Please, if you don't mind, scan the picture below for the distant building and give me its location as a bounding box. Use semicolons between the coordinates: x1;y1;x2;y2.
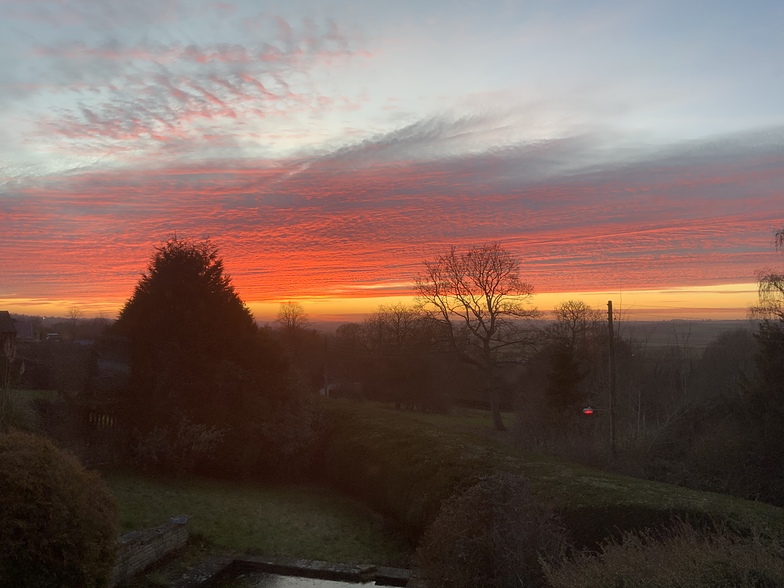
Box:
0;311;17;358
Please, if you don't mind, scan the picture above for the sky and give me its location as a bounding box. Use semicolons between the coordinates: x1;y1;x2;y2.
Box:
1;0;783;322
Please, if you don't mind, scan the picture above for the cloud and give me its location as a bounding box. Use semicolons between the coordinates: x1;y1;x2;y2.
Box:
2;121;782;307
2;13;370;164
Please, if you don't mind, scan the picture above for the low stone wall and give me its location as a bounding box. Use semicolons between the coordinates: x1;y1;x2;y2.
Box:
111;516;190;586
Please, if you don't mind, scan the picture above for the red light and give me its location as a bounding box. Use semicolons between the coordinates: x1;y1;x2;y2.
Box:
583;407;594;415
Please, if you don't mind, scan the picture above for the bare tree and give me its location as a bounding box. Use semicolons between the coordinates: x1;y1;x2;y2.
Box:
752;228;784;320
416;243;540;430
67;306;83;341
551;300;603;349
276;301;310;331
363;303;422;352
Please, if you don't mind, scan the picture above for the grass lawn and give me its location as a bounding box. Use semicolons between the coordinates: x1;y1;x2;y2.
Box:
106;472;413;568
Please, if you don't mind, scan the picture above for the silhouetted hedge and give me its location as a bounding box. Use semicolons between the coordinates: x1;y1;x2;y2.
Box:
318;401;784;547
0;431;118;587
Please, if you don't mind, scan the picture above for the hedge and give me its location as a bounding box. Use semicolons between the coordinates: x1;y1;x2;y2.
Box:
318;401;784;548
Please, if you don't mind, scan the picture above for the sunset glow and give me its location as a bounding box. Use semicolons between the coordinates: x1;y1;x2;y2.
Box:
1;1;782;322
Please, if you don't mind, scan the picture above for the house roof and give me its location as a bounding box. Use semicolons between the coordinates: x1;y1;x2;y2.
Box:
0;311;17;335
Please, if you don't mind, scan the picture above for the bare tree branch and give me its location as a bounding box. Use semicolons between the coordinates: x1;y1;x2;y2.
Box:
415;242;540;430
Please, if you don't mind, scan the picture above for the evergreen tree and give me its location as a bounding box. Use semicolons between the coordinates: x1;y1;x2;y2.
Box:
115;237;260;429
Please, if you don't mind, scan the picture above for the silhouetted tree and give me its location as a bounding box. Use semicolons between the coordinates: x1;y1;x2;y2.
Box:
114;237;259;430
416;243;540;430
544;300;603;417
752;227;784;405
752;228;784;321
277;301;310;331
361;304;443;409
745;228;784;501
67;306;83;341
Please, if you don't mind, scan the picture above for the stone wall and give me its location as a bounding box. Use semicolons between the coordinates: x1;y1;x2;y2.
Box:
111;516;190;586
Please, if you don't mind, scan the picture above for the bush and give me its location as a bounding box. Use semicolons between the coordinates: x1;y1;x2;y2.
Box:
0;431;119;587
417;473;569;587
133;413;224;476
0;390;39;434
543;519;784;588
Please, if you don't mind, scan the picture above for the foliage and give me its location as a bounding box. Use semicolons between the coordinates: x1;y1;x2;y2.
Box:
692;328;756;400
739;318;784;504
318;401;784;548
272;305;325;394
416;242;540;430
329;304;452;411
0;390;39;434
417;473;569;588
543;300;605;418
751;228;784;321
753;319;784;406
114;238;321;479
0;431;118;587
133;413;224;476
741;226;784;504
543;519;784;588
517;322;784;507
114;237;259;430
215;381;324;479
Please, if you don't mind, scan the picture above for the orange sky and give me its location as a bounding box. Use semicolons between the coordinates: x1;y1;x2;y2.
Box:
2;153;782;322
0;282;767;324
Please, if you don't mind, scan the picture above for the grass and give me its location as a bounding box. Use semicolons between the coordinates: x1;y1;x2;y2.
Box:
319;400;784;548
106;472;413;568
402;405;516;431
5;388;60;401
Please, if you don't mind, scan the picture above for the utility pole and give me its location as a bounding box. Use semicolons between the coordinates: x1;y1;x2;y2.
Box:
323;336;329;396
607;300;617;458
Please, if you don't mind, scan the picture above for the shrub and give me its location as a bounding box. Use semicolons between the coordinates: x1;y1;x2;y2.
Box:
133;413;224;476
417;473;569;587
0;390;39;434
0;431;119;587
543;519;784;588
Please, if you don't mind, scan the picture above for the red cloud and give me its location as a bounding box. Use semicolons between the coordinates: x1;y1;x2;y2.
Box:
3;136;782;310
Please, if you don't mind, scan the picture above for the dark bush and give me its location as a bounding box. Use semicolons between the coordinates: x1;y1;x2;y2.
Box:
417;473;569;587
0;390;39;434
209;384;325;480
133;413;224;475
0;431;118;587
543;519;784;588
